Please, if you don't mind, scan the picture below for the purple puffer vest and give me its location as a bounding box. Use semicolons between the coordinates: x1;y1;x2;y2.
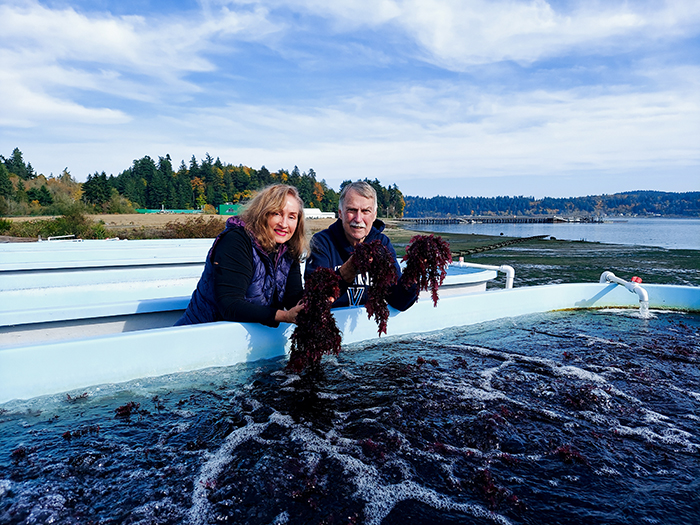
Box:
175;217;293;325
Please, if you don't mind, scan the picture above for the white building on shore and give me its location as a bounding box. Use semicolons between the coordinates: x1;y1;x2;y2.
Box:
304;208;335;219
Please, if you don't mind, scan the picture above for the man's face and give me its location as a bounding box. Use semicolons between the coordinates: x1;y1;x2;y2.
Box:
339;190;377;246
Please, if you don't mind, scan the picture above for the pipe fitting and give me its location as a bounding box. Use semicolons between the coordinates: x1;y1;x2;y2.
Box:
600;271;648;303
453;262;515;289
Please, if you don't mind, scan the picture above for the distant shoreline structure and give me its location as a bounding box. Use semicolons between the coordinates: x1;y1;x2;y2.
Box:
396;215;613;225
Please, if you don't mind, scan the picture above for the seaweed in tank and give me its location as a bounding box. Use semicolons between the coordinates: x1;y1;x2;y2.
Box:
288;267;342;372
402;234;452;306
352;240;398;335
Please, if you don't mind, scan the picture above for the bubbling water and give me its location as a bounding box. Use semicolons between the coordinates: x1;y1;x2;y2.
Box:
1;310;698;524
639;300;651;319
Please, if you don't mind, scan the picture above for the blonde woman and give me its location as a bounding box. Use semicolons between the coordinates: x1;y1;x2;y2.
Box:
176;184;308;327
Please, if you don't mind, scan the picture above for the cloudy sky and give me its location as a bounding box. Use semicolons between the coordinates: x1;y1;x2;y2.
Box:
1;0;699;198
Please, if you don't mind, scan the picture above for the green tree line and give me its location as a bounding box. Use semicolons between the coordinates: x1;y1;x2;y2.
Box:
1;148;406;218
404;191;700;218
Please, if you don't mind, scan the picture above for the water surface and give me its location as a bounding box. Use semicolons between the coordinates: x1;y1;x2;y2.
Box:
411;218;700;250
2;309;698;524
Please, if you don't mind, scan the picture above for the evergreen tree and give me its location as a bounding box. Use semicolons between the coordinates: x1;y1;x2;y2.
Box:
188;155;200;181
0;163;12;198
131;156;158;208
223;168;235;203
82;172;111;209
233;166;251;192
211;166;226;206
201;153;215;185
387;184;405;218
296;167;316;207
258;166;272;187
37;185;54;206
319;180;339;214
15;180;27;202
118;166;146;208
175;163;193;208
2;148;35;180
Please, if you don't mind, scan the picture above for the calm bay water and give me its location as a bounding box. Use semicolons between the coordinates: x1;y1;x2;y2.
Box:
411;218;700;250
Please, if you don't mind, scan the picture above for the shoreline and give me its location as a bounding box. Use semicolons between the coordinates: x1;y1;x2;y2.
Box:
2;216;698;287
0;215;528;252
3;213;700;254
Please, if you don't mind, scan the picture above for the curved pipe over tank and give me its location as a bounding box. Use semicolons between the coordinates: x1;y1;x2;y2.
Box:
600;271;649;303
454;260;515;289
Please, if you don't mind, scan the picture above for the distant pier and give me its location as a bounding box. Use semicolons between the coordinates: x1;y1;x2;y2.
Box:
396;215;596;224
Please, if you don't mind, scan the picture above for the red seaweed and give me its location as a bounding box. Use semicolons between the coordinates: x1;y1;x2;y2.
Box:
62;425;101;440
65;392;89;403
288;267;342;372
472;468;525;511
10;446;28;464
551;444;590;465
401;234;452;306
352;240;398;335
114;401;140;418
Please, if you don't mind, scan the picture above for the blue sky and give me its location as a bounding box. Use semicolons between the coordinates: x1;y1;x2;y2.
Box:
1;0;698;198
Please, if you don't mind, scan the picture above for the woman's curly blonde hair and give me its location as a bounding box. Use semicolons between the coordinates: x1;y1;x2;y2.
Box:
241;184;309;259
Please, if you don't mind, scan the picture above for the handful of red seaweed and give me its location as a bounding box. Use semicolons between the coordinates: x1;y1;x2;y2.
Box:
352;240;398;335
288;267;342;372
402;234;452;306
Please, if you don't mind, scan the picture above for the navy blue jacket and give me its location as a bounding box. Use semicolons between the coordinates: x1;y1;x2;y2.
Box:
304;219;417;311
176;218;303;327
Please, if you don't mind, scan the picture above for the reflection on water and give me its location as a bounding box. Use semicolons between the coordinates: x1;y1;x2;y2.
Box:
1;310;699;524
411;218;700;250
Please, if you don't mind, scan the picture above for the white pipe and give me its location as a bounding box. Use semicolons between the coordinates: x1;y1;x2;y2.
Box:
453;260;515;289
599;271;649;303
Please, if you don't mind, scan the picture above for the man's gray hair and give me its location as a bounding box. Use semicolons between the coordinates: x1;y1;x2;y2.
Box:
338;181;377;212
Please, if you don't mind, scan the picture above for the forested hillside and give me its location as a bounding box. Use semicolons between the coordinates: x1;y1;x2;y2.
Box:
405;192;700;218
2;147;697;218
0;148;405;218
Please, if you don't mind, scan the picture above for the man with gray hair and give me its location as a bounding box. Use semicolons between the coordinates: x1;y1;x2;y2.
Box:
304;181;418;310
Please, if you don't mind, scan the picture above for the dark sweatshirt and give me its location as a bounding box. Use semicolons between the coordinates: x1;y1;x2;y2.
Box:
304;219;418;311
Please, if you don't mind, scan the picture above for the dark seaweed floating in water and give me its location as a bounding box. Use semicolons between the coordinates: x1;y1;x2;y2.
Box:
402;234;452;307
352;240;398;336
288;267;342;372
114;401;140;418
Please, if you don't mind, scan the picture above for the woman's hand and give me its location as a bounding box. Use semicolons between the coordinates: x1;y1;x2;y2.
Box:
275;301;304;324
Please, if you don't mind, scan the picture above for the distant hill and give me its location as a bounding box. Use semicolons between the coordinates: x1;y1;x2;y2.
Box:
404;191;700;218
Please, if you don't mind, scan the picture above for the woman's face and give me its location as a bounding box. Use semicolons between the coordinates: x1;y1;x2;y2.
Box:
267;194;299;244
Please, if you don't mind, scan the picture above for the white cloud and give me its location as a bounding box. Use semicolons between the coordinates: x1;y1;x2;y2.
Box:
230;0;700;68
1;1;276;74
0;67;131;127
0;1;279;127
402;1;700;68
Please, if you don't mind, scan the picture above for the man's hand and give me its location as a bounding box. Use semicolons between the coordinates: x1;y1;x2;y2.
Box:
339;255;357;284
